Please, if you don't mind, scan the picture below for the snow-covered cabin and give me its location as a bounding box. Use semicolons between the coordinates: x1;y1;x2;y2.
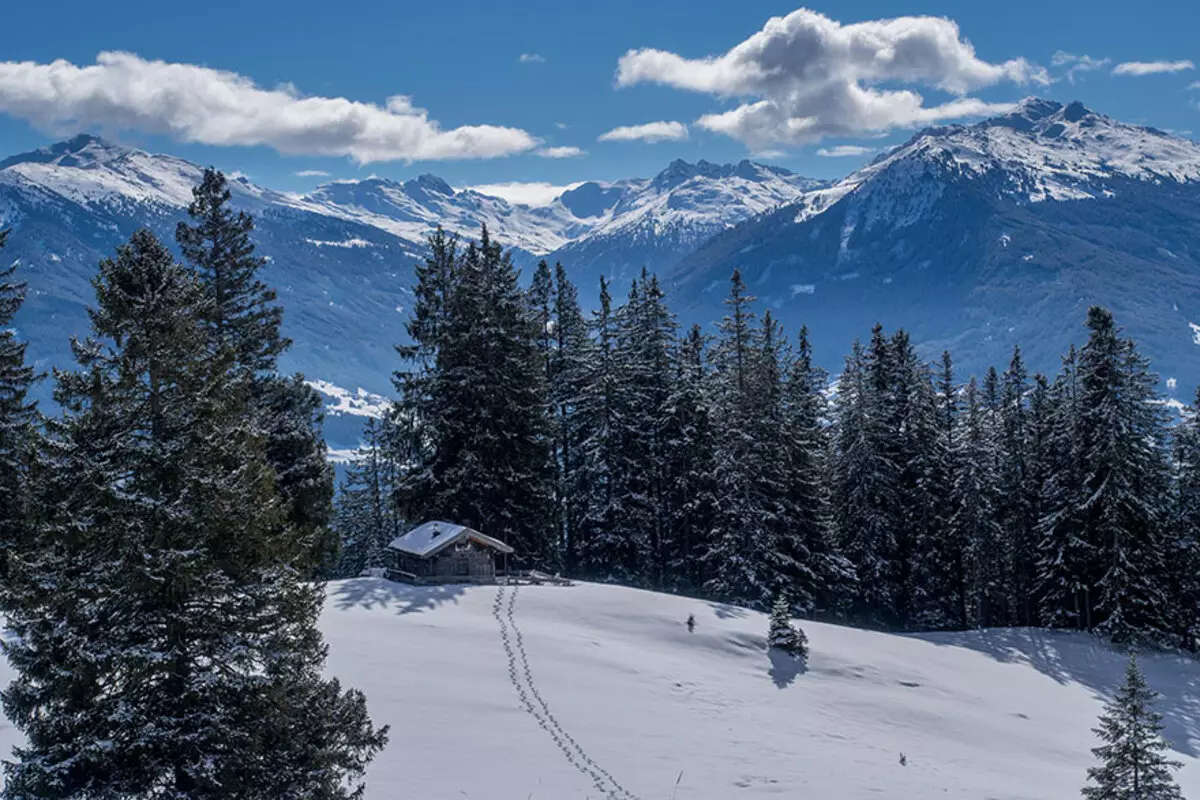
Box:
386;521;514;583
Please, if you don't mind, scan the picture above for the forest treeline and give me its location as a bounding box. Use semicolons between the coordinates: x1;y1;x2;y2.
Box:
337;225;1200;650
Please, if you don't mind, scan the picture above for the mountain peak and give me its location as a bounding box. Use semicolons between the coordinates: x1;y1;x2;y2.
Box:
0;133;132;171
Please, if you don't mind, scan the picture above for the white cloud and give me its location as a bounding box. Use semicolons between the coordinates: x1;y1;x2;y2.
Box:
0;51;539;163
554;121;569;129
467;180;584;207
295;169;331;177
1187;81;1200;90
598;120;689;143
1112;59;1195;76
816;144;875;157
519;53;546;64
614;9;1048;149
536;145;586;158
1052;51;1111;83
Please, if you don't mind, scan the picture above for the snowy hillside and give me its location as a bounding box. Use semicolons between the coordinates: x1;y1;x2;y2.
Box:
10;579;1180;797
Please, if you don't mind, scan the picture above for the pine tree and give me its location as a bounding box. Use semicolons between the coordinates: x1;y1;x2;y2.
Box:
1082;655;1183;800
923;350;966;629
662;325;718;593
334;416;403;578
1170;387;1200;649
999;347;1037;626
782;326;854;615
176;168;335;574
888;330;941;627
1076;309;1174;645
550;263;595;576
831;333;899;626
953;377;1005;627
1038;344;1092;630
1;229;386;798
397;227;555;563
576;276;620;579
704;272;781;608
0;229;37;582
767;592;809;659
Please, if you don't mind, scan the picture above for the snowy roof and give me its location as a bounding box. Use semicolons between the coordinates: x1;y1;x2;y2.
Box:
387;521;515;559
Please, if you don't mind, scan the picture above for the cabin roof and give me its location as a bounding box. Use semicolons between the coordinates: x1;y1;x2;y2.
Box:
387;520;515;559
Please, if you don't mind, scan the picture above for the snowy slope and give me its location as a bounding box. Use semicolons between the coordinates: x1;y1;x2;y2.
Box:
5;578;1167;799
3;579;1199;797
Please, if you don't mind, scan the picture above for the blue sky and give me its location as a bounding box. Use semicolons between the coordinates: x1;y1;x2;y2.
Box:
0;0;1196;201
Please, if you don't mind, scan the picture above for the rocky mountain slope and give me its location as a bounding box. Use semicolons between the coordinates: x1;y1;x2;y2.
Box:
670;99;1200;397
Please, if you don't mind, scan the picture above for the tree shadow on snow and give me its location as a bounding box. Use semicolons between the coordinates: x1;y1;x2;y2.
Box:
708;601;750;620
768;649;808;689
916;627;1200;757
328;577;469;616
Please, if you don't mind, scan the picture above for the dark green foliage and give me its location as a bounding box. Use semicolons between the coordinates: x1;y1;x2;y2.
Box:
1;229;387;798
0;229;37;583
335;416;404;578
1082;656;1182;800
177;168;335;576
395;226;555;564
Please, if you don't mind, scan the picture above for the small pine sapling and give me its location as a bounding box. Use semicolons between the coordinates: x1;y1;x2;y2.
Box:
768;593;809;659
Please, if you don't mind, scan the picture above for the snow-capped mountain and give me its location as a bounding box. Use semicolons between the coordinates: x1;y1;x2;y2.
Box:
0;134;820;445
293;175;585;256
671;98;1200;399
0;134;426;431
547;159;825;293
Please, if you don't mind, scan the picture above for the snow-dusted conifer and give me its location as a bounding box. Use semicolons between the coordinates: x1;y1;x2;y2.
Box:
1;229;387;797
1082;655;1182;800
768;593;809;659
176;168;335;573
0;230;36;582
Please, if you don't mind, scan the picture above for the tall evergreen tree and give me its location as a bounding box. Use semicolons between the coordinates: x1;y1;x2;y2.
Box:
999;347;1037;626
334;416;403;578
832;332;899;626
923;350;966;629
662;325;718;593
704;272;781;608
397;227;555;563
1082;656;1183;800
1076;309;1174;644
550;263;595;576
778;326;854;615
2;230;386;798
1170;387;1200;649
1038;344;1092;630
952;377;1005;627
176;168;335;573
0;230;36;582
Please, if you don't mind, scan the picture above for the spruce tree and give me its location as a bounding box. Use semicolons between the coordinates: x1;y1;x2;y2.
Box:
0;229;37;582
2;229;386;798
550;262;595;576
831;334;899;626
397;227;555;563
704;272;781;608
334;416;403;578
768;592;809;659
782;326;854;615
953;377;1005;627
576;277;620;579
1082;655;1183;800
1171;387;1200;649
924;350;966;629
999;347;1037;626
1077;308;1174;645
662;325;719;593
1038;344;1092;630
176;168;335;574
